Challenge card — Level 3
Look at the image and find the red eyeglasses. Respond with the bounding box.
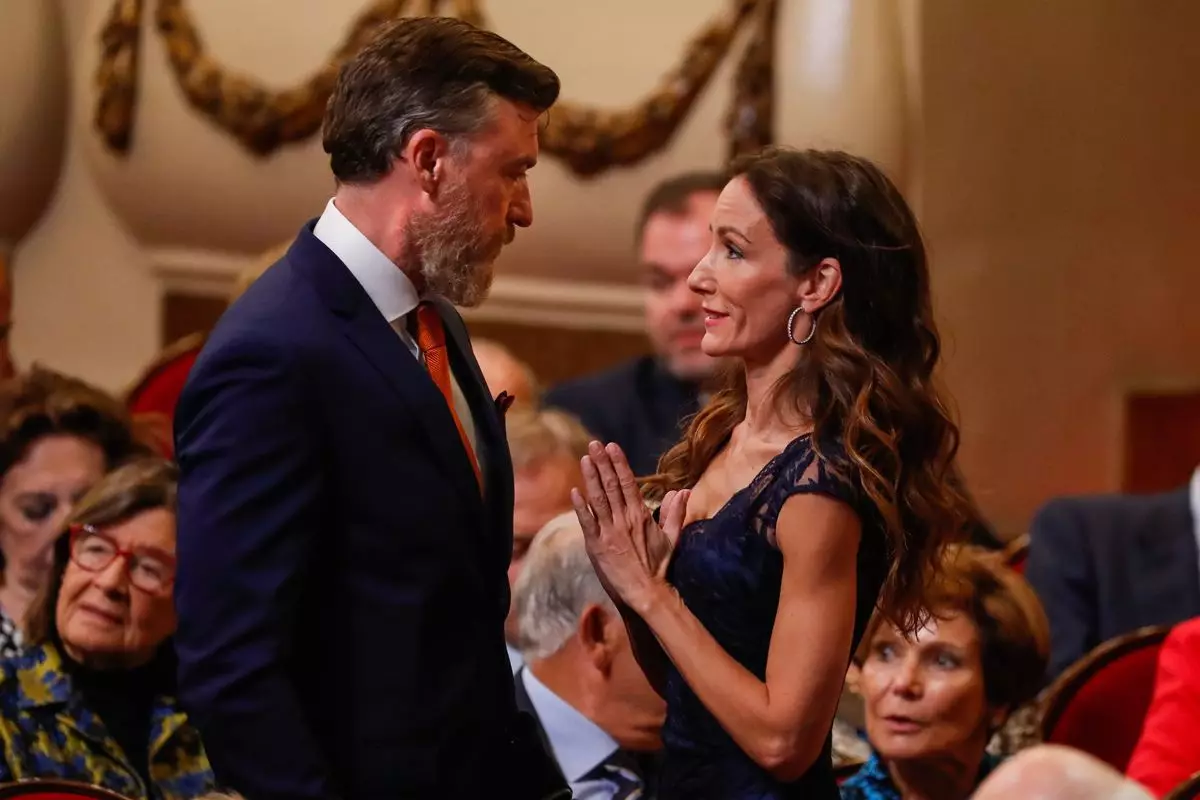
[67,524,177,594]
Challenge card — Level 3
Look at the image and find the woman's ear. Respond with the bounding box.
[794,257,843,314]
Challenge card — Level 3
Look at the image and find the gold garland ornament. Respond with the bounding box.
[94,0,777,176]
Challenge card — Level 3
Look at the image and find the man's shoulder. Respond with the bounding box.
[544,356,657,407]
[1028,488,1194,572]
[202,262,323,361]
[1034,488,1190,536]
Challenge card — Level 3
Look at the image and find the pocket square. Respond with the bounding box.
[495,391,515,415]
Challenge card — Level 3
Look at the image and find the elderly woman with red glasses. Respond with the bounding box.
[0,457,215,800]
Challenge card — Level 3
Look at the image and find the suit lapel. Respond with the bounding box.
[286,227,485,514]
[512,668,555,769]
[433,298,515,548]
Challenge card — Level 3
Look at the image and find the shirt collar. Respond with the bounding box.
[312,198,419,323]
[521,668,619,783]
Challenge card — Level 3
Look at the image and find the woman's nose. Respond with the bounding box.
[93,557,130,596]
[889,659,923,698]
[687,256,714,295]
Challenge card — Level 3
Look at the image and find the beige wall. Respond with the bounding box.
[14,0,907,392]
[7,0,1200,531]
[13,0,158,394]
[923,0,1200,532]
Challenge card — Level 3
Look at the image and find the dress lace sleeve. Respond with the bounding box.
[751,437,861,548]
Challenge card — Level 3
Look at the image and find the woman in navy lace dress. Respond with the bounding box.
[571,148,977,799]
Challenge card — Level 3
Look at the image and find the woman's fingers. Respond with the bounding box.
[580,453,612,524]
[571,488,598,540]
[588,441,628,518]
[607,443,644,514]
[661,488,691,546]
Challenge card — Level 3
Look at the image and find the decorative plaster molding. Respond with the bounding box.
[148,246,645,332]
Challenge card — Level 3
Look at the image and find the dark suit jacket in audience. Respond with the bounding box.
[545,356,701,477]
[1026,487,1200,681]
[173,223,563,799]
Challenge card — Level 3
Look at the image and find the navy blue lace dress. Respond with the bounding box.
[659,433,888,799]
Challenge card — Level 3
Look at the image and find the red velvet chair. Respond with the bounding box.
[0,780,133,799]
[1040,624,1172,770]
[1166,771,1200,800]
[834,761,863,785]
[1003,532,1030,575]
[124,332,206,458]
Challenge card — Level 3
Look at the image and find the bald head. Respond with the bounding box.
[473,338,539,408]
[973,746,1152,800]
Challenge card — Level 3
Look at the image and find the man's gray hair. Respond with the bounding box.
[513,511,614,660]
[506,408,592,472]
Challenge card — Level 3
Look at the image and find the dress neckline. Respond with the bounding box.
[681,432,813,533]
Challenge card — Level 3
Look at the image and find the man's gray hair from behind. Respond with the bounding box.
[506,407,592,472]
[513,511,615,660]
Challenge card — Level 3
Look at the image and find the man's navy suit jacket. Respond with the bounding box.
[173,223,564,799]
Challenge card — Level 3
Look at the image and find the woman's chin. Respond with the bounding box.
[700,337,733,359]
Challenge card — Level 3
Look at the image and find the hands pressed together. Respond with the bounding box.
[570,440,691,615]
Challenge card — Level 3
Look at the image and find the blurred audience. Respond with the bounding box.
[0,263,14,381]
[841,547,1048,800]
[513,511,665,798]
[505,407,592,671]
[0,458,215,798]
[1026,470,1199,680]
[475,337,541,409]
[0,367,145,656]
[545,171,726,477]
[974,745,1153,800]
[1126,616,1200,796]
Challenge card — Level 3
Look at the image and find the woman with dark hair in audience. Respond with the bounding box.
[0,458,215,799]
[840,546,1049,800]
[0,366,146,655]
[571,147,978,798]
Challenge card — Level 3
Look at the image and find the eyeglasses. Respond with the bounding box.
[68,524,177,594]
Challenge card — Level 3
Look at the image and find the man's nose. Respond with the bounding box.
[509,185,533,228]
[669,278,702,317]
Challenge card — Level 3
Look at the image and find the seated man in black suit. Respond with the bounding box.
[1025,469,1200,680]
[512,511,666,799]
[544,172,727,477]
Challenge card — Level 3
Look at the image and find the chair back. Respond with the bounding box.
[1165,770,1200,800]
[1003,532,1030,574]
[0,780,133,799]
[1040,624,1171,770]
[124,332,206,457]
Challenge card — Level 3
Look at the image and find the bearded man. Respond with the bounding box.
[172,17,566,800]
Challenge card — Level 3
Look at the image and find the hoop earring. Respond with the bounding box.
[787,307,816,345]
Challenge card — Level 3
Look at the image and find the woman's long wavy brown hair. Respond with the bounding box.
[644,147,977,635]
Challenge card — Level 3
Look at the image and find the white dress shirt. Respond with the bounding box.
[521,669,628,800]
[1190,467,1200,583]
[506,643,524,674]
[312,199,481,473]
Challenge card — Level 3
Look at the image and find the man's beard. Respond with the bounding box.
[407,179,507,308]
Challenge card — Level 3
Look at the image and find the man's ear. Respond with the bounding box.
[577,603,616,673]
[400,129,450,197]
[794,257,843,314]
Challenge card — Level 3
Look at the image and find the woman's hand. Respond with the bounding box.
[571,441,690,614]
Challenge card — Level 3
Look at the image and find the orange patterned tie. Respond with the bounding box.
[414,302,482,488]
